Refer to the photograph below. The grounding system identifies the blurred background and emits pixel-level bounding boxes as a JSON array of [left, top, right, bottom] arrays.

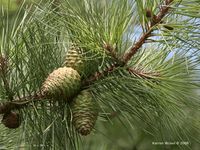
[[0, 0, 200, 150]]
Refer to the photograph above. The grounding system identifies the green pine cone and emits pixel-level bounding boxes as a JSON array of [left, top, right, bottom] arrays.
[[63, 45, 84, 73], [71, 90, 98, 136], [63, 45, 100, 77], [41, 67, 81, 99]]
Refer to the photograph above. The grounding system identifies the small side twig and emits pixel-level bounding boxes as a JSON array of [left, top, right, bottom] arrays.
[[103, 42, 118, 61], [122, 0, 174, 63], [82, 66, 160, 86], [82, 63, 117, 86], [127, 68, 160, 79], [0, 93, 45, 114]]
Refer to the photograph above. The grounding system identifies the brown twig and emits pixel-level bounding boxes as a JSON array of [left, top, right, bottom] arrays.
[[82, 66, 160, 86], [82, 63, 117, 86], [0, 93, 45, 114], [127, 68, 160, 79], [122, 0, 173, 63], [103, 42, 119, 61]]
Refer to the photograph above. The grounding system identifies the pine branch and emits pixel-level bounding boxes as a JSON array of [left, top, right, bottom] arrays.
[[82, 0, 174, 85], [0, 93, 45, 114], [122, 0, 174, 63], [82, 63, 117, 86], [0, 0, 179, 124], [0, 0, 174, 115], [0, 65, 161, 114]]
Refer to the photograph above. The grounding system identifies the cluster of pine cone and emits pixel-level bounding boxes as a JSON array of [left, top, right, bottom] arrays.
[[1, 44, 99, 136], [41, 44, 99, 136]]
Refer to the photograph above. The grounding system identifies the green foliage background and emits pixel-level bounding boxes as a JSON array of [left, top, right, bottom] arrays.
[[0, 0, 200, 150]]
